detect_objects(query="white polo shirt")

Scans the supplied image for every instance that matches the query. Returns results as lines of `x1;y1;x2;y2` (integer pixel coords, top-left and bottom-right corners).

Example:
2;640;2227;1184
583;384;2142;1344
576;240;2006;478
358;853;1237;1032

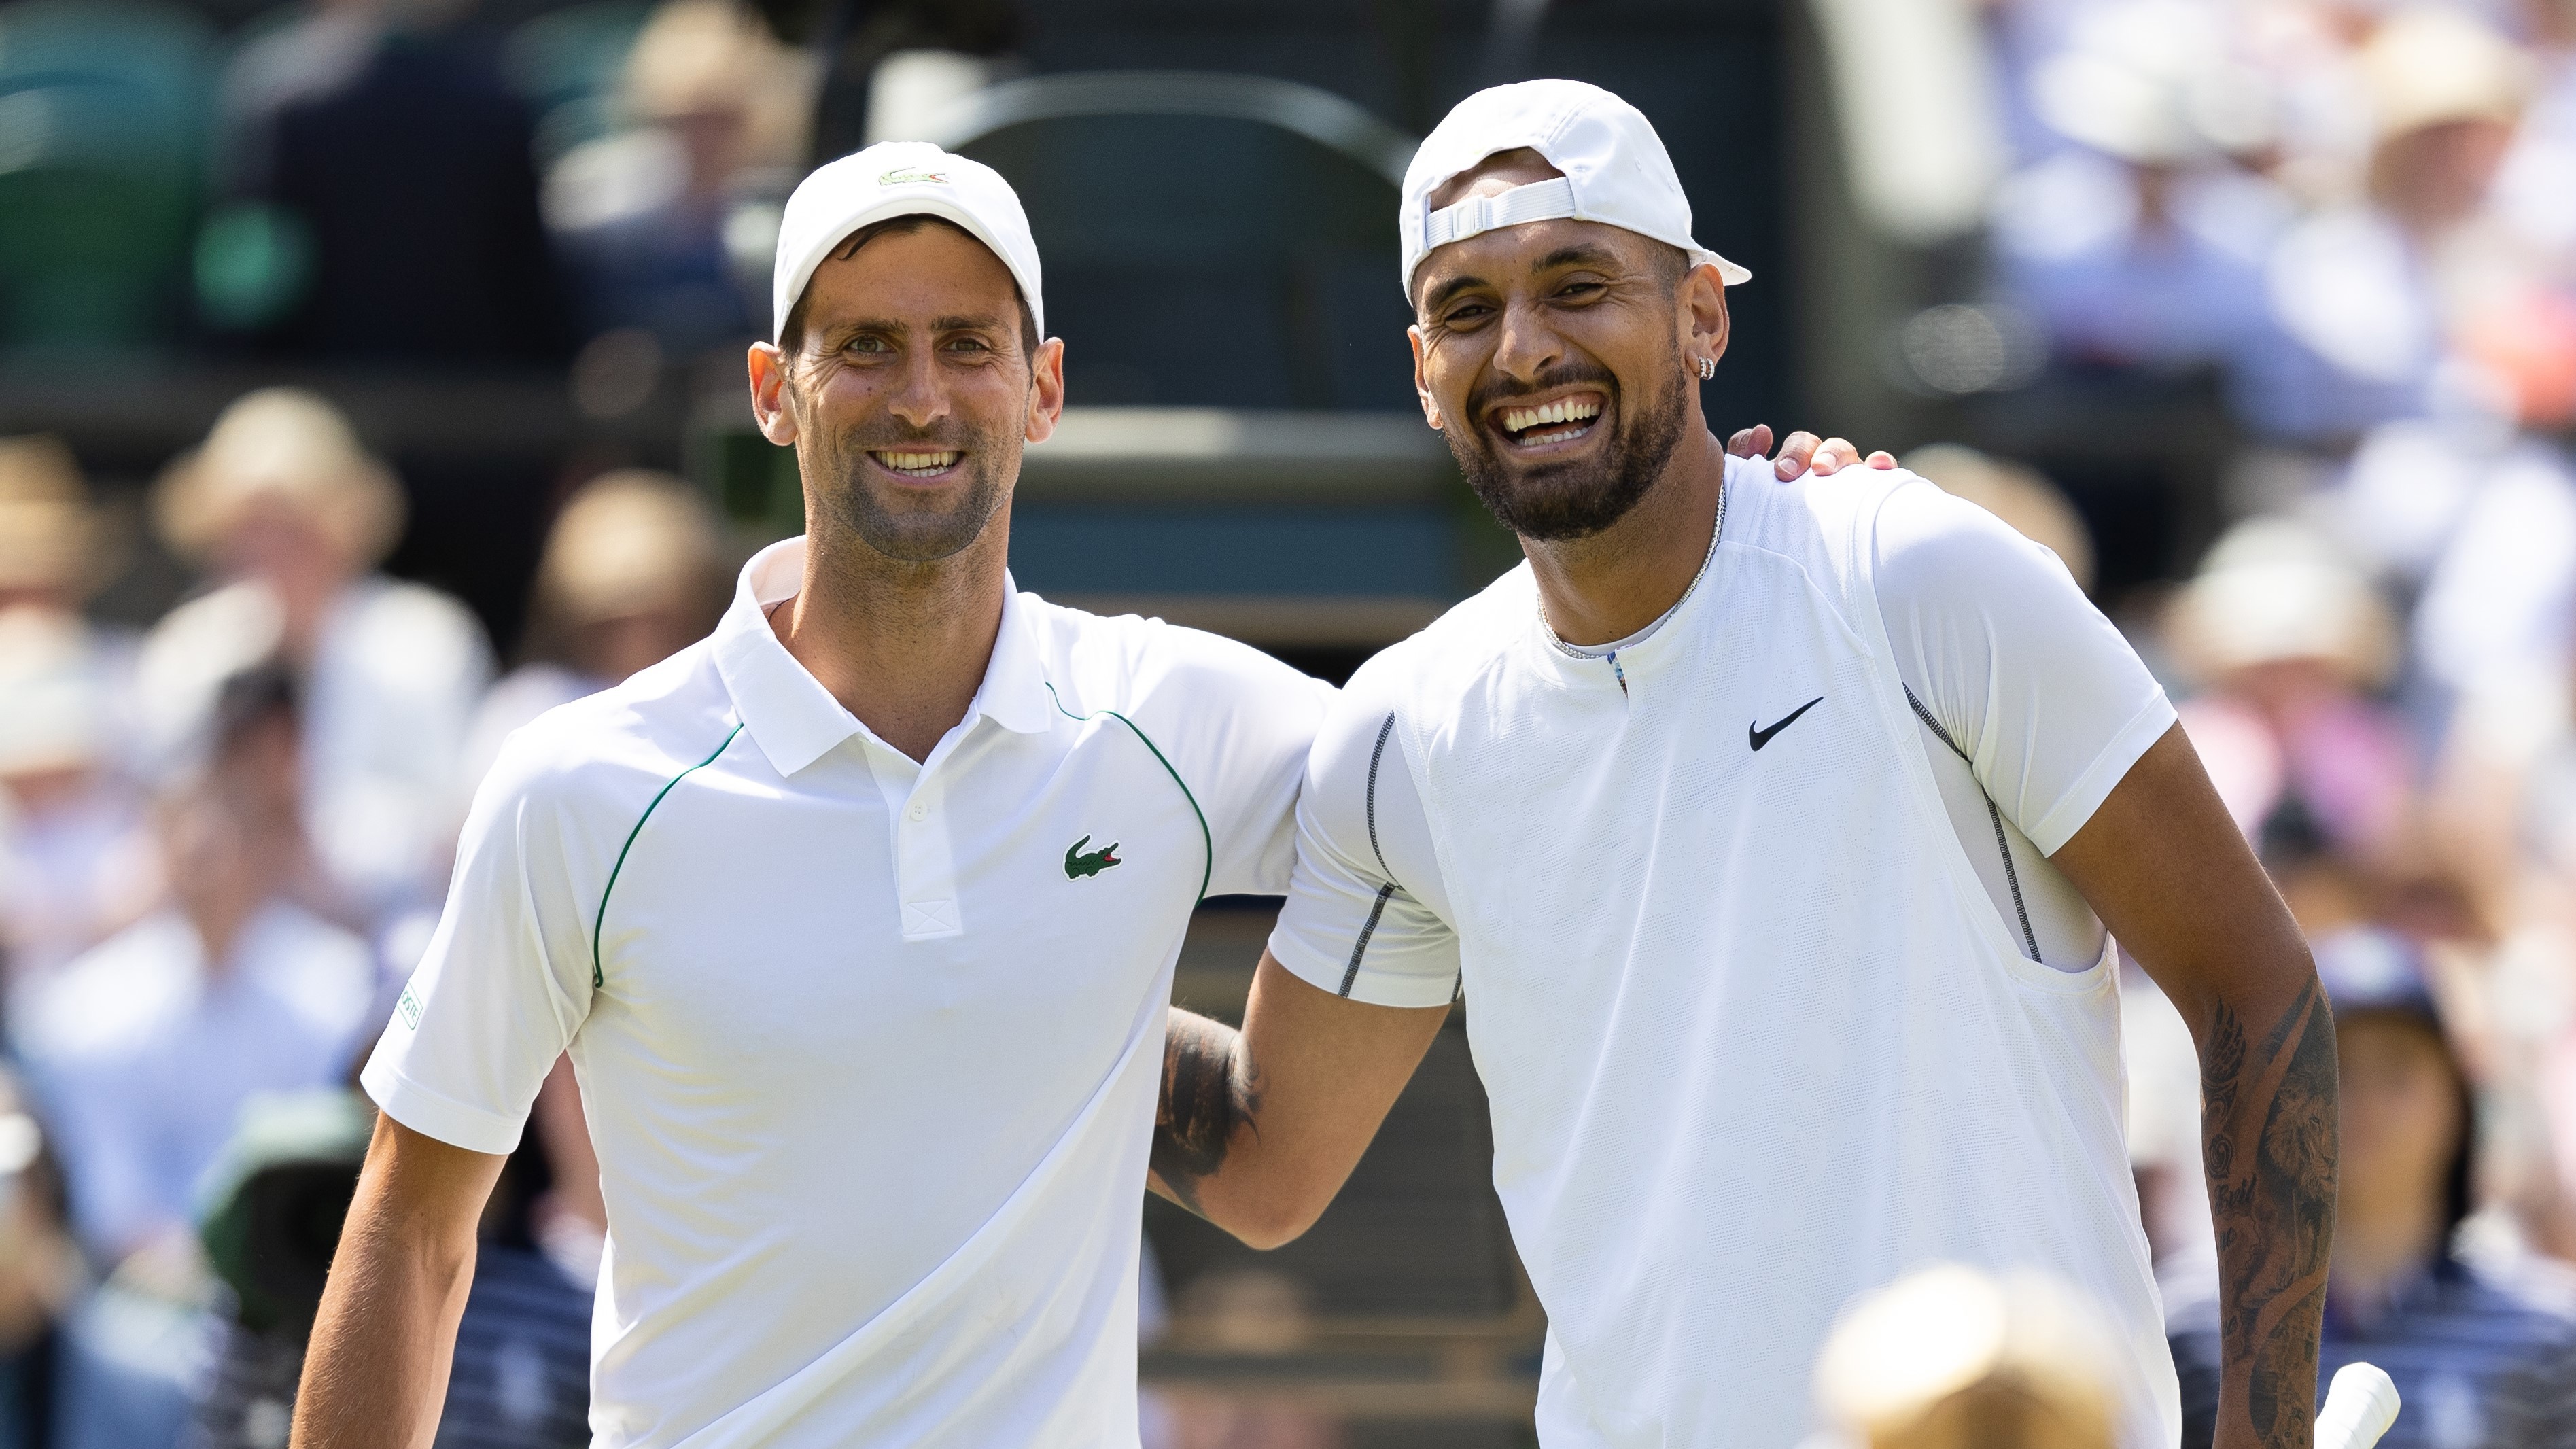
364;538;1329;1449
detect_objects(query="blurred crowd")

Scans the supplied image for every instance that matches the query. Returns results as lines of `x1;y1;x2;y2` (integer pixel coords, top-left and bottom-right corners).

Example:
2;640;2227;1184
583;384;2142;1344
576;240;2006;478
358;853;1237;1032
0;391;730;1448
1972;1;2576;1443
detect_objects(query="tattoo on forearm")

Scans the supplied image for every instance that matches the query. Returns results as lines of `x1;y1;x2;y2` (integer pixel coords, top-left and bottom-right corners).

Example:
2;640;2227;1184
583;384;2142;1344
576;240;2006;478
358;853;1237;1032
2202;979;2338;1449
1152;1012;1261;1217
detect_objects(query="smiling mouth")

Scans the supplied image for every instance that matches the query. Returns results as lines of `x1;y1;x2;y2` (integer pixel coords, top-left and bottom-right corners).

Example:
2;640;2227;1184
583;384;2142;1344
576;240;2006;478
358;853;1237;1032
869;449;963;479
1494;394;1605;449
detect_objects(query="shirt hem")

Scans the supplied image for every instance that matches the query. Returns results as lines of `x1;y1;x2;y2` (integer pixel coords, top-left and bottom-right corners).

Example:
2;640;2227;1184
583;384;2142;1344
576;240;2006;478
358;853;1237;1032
1266;928;1460;1009
2025;693;2180;856
362;1055;529;1156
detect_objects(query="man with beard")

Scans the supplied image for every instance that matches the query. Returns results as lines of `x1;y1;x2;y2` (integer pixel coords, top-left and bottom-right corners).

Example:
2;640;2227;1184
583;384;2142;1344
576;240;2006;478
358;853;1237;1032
1147;82;2338;1449
288;140;1875;1447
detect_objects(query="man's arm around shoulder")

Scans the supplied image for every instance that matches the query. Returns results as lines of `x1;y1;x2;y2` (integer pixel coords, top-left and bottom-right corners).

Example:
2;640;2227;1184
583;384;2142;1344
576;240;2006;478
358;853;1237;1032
294;1112;506;1449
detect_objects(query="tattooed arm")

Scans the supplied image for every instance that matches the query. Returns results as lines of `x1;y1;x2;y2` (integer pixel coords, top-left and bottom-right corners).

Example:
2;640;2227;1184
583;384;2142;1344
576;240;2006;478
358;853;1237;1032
2053;725;2336;1449
1149;956;1450;1246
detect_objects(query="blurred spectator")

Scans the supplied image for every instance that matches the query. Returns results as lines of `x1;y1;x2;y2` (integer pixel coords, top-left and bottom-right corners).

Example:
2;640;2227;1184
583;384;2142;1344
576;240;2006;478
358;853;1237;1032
1991;0;2296;417
2165;517;2416;925
2259;9;2533;441
14;665;377;1272
138;389;490;926
547;0;810;365
211;0;570;364
2170;928;2576;1449
0;1068;80;1449
459;469;728;798
1809;1263;2123;1449
0;439;156;990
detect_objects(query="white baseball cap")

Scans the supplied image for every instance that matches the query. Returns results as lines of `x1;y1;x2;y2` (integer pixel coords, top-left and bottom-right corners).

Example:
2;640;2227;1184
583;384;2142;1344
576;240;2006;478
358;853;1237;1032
1399;79;1750;300
771;140;1045;342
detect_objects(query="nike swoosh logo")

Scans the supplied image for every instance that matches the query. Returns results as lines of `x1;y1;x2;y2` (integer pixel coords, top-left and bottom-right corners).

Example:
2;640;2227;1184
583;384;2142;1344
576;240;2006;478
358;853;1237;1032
1749;697;1824;751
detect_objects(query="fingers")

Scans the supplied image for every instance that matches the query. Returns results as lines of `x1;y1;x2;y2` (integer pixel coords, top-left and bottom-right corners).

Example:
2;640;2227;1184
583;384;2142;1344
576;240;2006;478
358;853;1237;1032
1811;437;1863;476
1868;450;1897;469
1772;431;1822;478
1726;424;1772;459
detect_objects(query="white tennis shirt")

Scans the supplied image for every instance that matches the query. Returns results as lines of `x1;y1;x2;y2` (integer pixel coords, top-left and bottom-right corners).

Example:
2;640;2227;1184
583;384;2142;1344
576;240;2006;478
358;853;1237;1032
364;537;1329;1448
1270;457;2182;1448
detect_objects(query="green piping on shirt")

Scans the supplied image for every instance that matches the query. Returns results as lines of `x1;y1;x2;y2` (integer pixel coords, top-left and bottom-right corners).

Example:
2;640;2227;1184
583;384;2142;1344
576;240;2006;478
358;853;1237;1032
1044;683;1213;903
591;721;744;988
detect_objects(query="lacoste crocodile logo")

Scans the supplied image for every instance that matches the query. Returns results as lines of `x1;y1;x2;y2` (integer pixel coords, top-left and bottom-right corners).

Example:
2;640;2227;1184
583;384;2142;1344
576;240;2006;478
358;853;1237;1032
880;167;949;186
1065;835;1121;879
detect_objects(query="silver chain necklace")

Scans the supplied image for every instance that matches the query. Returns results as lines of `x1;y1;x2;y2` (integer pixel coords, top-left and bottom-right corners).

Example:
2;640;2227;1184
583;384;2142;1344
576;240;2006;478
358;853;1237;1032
1539;480;1727;662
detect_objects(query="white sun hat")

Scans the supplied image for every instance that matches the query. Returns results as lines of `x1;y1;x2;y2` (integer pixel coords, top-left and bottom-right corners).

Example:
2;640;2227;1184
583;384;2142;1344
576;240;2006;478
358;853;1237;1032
1399;78;1750;300
771;139;1045;341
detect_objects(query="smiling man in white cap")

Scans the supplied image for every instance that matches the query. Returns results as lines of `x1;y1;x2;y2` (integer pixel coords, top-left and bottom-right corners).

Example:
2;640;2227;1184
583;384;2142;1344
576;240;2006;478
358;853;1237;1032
1145;81;2337;1449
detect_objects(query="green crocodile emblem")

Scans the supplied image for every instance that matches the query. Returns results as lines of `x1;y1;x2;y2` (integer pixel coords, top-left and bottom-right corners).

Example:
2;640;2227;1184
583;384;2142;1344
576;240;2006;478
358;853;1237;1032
1064;835;1121;879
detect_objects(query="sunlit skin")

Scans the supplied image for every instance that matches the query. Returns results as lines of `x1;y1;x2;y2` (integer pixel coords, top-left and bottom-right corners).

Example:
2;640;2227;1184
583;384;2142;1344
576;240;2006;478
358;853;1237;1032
1408;149;1839;646
745;224;1066;761
2330;1013;2463;1307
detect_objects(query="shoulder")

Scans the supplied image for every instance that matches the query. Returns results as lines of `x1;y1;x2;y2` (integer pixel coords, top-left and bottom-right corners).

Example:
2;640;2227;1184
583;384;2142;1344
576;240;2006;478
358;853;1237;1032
1866;470;2087;610
468;641;735;831
1018;592;1333;726
1720;454;1921;611
1347;564;1539;726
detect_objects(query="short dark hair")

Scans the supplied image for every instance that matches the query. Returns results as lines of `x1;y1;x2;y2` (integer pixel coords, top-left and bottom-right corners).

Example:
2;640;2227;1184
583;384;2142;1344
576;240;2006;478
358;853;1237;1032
777;214;1041;366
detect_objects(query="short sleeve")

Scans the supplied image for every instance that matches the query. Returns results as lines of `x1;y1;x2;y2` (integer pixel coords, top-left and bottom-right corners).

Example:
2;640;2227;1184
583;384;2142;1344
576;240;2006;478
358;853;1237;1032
1267;656;1461;1008
360;726;597;1155
1873;479;2177;856
1128;624;1338;898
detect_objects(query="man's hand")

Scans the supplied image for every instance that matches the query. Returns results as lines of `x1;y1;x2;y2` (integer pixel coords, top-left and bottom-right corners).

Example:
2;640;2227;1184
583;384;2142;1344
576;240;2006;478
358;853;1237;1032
294;1113;504;1449
2051;727;2335;1449
1725;424;1897;479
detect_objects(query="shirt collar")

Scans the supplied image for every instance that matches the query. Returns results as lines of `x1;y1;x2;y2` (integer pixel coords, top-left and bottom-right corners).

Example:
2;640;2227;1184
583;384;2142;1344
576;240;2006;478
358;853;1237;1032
712;537;1054;778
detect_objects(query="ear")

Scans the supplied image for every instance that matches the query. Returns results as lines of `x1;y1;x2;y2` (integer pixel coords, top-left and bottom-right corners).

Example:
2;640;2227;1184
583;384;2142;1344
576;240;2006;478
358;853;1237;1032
1682;264;1730;370
1408;324;1444;431
1023;336;1068;444
747;343;798;446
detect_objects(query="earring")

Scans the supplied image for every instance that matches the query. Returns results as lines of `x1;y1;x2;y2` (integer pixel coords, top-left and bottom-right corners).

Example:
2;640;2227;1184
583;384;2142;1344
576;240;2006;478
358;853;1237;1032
1696;356;1715;381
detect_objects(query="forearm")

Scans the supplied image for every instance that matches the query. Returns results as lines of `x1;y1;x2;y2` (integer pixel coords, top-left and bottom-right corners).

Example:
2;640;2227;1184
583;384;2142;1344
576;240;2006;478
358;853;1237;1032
292;1122;488;1448
2195;969;2339;1449
1149;1008;1265;1226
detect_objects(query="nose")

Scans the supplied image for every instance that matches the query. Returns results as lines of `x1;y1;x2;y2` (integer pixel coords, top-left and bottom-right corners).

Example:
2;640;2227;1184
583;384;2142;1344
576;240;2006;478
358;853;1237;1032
1491;296;1565;389
886;345;950;430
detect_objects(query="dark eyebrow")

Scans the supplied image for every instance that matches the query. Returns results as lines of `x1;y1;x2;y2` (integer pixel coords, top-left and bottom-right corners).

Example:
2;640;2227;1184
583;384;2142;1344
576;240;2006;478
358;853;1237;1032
930;314;1007;333
1422;273;1491;315
1533;245;1624;274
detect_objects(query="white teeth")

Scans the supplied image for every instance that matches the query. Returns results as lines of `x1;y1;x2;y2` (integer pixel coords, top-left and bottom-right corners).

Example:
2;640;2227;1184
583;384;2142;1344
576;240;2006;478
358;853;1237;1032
873;451;961;475
1499;398;1604;435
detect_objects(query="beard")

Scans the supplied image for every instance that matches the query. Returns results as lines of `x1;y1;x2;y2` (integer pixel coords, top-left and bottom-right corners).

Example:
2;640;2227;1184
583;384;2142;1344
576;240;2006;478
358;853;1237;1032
1442;354;1691;542
801;407;1018;564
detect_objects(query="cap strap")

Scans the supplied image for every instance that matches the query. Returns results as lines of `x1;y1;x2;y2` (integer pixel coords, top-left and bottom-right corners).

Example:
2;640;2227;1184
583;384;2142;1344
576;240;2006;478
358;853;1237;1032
1422;175;1579;250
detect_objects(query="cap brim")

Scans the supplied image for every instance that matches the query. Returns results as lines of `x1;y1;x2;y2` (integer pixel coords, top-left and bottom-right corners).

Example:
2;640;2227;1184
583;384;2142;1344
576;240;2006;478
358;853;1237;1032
1694;248;1752;286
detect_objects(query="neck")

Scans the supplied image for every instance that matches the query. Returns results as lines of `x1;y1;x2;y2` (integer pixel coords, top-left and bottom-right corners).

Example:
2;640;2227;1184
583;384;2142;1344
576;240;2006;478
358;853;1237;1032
1523;425;1727;647
2331;1184;2446;1307
773;510;1013;763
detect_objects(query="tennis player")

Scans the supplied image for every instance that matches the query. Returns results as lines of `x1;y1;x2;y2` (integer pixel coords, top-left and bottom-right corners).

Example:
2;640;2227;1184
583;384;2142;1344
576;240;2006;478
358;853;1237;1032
290;139;1874;1447
1149;82;2336;1449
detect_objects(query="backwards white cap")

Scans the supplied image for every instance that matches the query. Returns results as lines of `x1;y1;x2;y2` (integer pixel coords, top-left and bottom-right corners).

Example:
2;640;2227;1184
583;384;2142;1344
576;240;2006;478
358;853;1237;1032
772;140;1045;341
1399;79;1750;299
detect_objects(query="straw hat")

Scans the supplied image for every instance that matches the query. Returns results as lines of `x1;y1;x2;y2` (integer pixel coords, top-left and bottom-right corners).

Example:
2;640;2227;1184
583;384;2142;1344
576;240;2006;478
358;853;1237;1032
2359;9;2529;141
0;436;101;596
536;470;725;626
153;389;405;569
1902;445;2096;593
2165;517;2397;688
1811;1265;2123;1449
